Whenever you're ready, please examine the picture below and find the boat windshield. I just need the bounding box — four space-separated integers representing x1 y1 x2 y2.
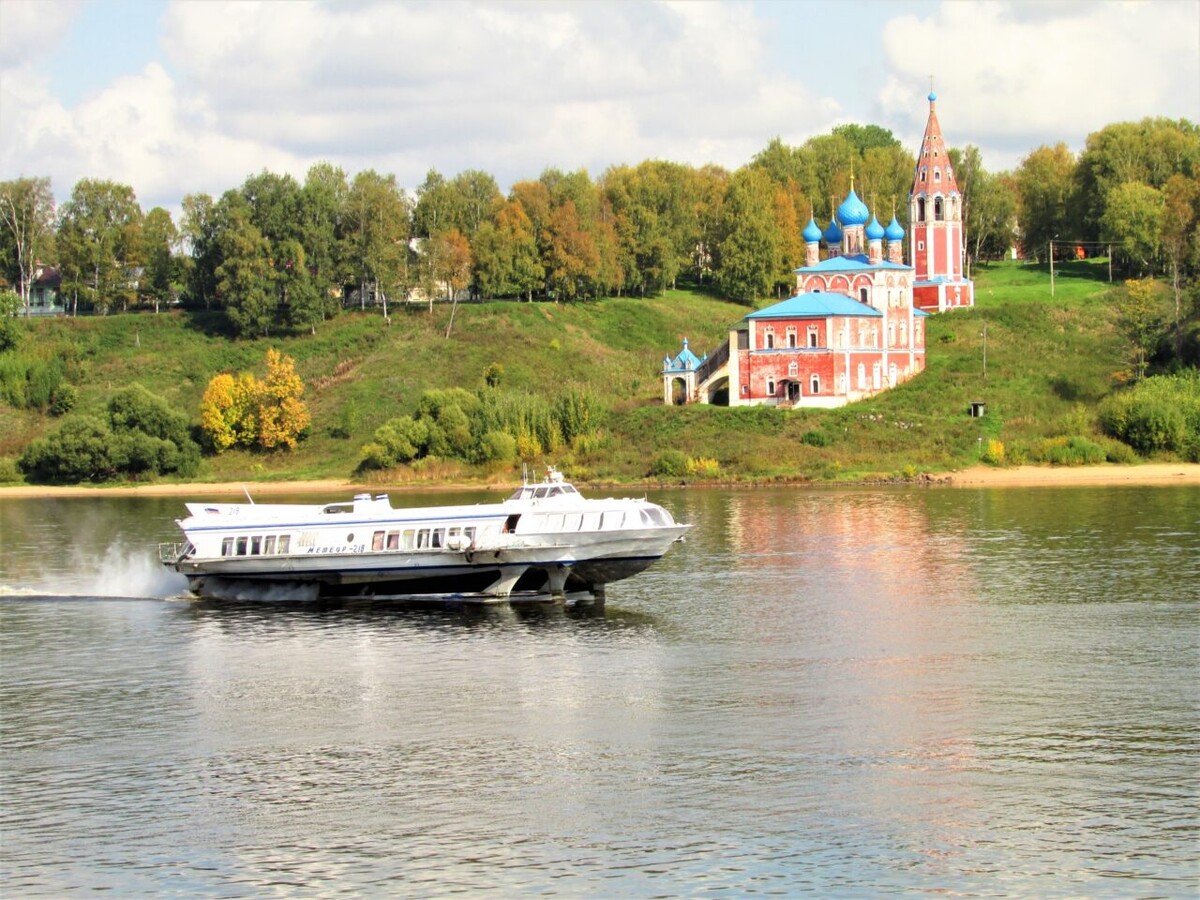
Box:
507 483 579 501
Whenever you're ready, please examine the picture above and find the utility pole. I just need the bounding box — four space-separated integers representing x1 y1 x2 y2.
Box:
1049 240 1055 297
981 321 987 381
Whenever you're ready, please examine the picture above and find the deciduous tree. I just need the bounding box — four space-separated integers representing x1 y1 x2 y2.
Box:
142 207 178 313
1101 182 1164 275
56 179 144 314
0 176 56 316
216 204 275 337
714 168 780 304
1015 143 1077 261
344 170 411 312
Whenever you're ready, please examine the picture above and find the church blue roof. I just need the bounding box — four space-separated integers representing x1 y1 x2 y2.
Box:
865 215 885 241
802 218 822 243
747 293 883 320
663 337 705 371
837 189 870 227
823 219 843 244
885 216 905 241
795 254 911 274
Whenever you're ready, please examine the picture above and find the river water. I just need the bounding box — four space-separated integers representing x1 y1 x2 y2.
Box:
1 485 1197 896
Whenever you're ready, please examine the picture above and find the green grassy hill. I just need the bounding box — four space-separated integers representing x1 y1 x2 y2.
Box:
0 260 1147 485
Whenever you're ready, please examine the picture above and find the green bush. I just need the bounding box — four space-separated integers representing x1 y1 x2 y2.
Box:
359 415 430 470
1099 371 1200 456
478 430 517 463
0 352 66 411
18 385 199 484
1030 435 1107 466
49 383 78 417
801 429 831 447
330 398 360 439
649 449 688 478
20 416 117 483
1097 437 1138 464
0 289 20 351
0 456 22 484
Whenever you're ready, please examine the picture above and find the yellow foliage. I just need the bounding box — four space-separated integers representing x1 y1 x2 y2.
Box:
200 373 238 453
685 456 721 478
981 439 1006 466
199 349 309 453
516 433 542 459
257 348 310 450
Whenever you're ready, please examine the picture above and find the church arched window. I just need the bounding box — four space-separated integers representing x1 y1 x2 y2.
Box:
917 198 926 222
934 198 944 221
934 170 941 183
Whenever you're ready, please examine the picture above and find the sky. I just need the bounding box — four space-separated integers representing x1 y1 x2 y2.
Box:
1 0 1198 214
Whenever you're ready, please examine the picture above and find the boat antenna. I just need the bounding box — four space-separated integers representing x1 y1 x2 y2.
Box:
242 484 255 505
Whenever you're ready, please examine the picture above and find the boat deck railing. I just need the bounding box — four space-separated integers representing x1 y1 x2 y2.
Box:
159 542 186 564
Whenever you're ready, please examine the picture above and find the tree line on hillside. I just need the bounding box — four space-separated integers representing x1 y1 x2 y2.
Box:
2 118 1198 339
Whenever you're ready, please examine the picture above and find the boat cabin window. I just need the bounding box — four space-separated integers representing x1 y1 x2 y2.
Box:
503 514 521 533
236 537 248 556
222 537 234 557
387 531 400 550
508 483 576 501
277 535 290 554
250 536 262 555
372 531 385 551
264 536 276 555
416 529 429 549
431 529 444 549
446 526 475 546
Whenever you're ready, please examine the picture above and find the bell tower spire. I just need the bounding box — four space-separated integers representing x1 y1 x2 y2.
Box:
908 86 974 311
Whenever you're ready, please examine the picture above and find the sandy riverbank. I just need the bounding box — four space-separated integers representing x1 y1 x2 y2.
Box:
1 464 1198 499
944 463 1200 487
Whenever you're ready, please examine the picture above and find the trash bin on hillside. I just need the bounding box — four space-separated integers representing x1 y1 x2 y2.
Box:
969 401 986 418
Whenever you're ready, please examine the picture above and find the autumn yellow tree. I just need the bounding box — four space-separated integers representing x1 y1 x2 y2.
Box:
199 349 309 452
257 347 311 449
199 371 260 452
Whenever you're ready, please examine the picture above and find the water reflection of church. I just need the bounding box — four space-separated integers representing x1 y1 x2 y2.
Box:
663 91 974 409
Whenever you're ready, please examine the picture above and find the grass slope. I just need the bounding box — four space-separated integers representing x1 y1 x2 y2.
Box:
1 260 1137 485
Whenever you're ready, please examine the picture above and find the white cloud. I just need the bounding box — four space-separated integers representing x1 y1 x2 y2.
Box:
877 0 1200 170
0 0 82 68
149 0 832 192
4 0 1194 213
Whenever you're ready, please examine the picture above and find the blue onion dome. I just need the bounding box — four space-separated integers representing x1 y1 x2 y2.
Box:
885 216 905 241
823 219 843 244
802 218 822 243
928 90 937 102
837 189 870 227
865 215 885 241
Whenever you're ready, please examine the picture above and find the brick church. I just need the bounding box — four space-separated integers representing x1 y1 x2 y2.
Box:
663 91 973 409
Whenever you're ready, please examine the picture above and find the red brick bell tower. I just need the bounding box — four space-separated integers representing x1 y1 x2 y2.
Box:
909 89 974 312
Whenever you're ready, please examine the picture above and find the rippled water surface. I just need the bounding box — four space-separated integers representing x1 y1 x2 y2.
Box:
1 486 1198 896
